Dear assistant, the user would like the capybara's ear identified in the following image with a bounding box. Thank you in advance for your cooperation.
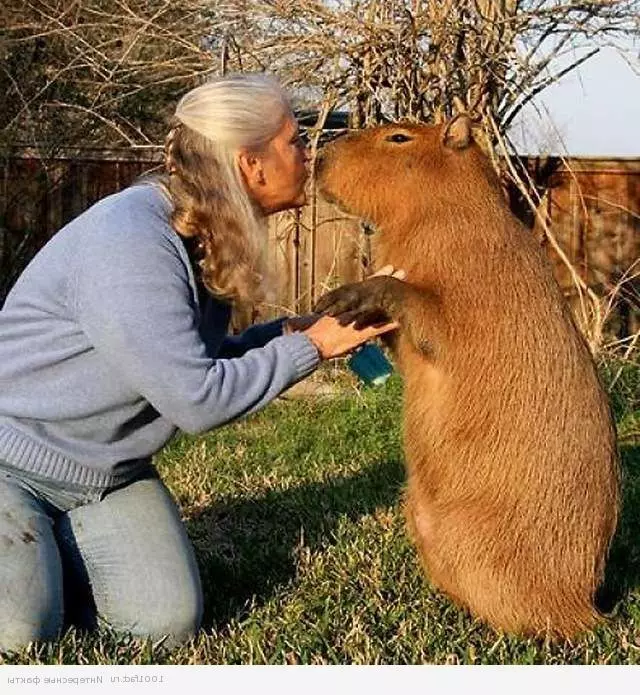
[442,115,473,150]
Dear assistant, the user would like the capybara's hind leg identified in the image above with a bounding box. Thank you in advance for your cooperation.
[407,499,602,637]
[404,494,466,603]
[404,485,433,547]
[406,508,525,632]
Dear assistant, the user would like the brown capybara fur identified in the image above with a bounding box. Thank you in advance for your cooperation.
[314,118,620,638]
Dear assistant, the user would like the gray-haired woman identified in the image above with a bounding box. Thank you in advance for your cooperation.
[0,73,398,652]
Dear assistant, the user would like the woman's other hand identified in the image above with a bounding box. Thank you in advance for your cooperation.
[371,264,406,281]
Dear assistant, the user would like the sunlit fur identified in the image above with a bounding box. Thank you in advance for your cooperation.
[317,121,620,638]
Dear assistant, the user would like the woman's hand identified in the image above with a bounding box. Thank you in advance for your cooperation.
[283,313,321,335]
[372,264,406,281]
[302,315,399,360]
[285,265,406,359]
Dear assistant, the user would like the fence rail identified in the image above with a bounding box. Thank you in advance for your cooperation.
[1,149,638,335]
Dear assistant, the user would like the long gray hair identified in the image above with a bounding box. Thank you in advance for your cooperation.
[163,73,292,305]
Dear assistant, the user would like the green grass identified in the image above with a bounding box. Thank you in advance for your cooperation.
[2,363,640,665]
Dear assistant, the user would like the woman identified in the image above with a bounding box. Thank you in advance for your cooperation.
[0,73,398,651]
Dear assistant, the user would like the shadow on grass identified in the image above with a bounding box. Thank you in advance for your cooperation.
[598,442,640,613]
[185,457,406,630]
[190,443,640,631]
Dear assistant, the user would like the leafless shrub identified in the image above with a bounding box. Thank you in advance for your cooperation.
[1,1,638,349]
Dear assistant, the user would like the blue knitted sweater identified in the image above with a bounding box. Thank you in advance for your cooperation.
[0,183,320,488]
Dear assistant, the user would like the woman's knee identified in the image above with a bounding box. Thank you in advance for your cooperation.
[60,475,203,645]
[0,478,64,653]
[105,571,203,643]
[0,615,64,655]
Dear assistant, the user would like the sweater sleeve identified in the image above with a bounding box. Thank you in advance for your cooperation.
[217,318,287,358]
[74,225,319,434]
[196,292,288,359]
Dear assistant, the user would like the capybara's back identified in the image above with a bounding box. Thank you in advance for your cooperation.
[316,118,620,637]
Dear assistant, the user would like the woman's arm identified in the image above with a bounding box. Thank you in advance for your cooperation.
[75,224,320,435]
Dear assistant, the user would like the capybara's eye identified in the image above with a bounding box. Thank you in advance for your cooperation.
[386,133,412,144]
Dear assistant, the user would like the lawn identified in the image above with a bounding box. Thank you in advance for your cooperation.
[1,358,639,666]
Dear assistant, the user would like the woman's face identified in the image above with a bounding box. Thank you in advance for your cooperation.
[239,115,310,215]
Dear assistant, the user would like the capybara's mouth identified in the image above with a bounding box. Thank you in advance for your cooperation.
[315,144,364,220]
[317,183,340,208]
[318,184,356,217]
[315,151,347,210]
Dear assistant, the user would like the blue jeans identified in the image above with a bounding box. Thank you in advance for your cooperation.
[0,462,203,653]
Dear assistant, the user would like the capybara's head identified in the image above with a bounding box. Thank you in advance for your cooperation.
[316,117,499,228]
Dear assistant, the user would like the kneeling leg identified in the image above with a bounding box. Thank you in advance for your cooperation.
[0,474,64,652]
[57,475,203,647]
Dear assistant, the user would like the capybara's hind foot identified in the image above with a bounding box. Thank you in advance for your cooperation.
[461,591,603,640]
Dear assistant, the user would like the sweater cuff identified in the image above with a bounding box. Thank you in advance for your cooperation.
[256,316,288,341]
[281,332,321,381]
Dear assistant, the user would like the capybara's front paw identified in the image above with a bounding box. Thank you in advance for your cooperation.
[314,276,401,328]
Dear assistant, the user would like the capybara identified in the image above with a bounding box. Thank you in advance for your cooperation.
[314,117,620,638]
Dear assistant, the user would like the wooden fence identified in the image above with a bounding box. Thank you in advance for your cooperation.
[521,157,639,337]
[1,148,638,335]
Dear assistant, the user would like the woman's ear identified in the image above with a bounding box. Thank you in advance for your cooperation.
[237,149,265,186]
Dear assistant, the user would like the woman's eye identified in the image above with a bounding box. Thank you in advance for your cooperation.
[386,133,412,143]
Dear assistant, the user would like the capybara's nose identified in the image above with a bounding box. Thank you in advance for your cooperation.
[316,129,349,171]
